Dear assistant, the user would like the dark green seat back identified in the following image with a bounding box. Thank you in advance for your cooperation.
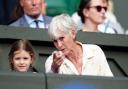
[46,74,128,89]
[0,72,46,89]
[46,0,80,16]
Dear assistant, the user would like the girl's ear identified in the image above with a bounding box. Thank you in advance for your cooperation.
[10,59,14,65]
[30,57,34,66]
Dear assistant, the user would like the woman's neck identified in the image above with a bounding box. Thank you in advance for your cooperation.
[67,42,83,64]
[66,42,83,74]
[82,20,99,32]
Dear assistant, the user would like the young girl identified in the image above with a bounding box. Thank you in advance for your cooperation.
[8,39,38,72]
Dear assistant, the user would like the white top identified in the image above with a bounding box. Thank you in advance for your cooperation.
[45,43,113,77]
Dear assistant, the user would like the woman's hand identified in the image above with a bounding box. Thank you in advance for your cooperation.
[51,51,64,73]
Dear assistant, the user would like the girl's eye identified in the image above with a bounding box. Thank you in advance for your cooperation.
[14,57,20,60]
[23,57,29,60]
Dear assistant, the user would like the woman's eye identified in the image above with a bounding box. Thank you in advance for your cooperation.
[59,37,64,41]
[53,39,57,43]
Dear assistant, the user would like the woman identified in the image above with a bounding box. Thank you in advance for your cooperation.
[8,39,38,72]
[45,14,113,77]
[78,0,107,32]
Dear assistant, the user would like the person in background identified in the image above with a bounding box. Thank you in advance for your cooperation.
[0,0,6,25]
[9,0,52,29]
[8,39,38,72]
[125,30,128,35]
[45,14,113,77]
[41,0,47,15]
[72,0,124,34]
[0,0,16,25]
[98,0,124,34]
[78,0,107,32]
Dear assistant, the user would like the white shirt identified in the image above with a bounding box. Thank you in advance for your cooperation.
[25,14,45,28]
[45,43,113,77]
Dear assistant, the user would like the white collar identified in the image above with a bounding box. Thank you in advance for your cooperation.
[24,14,44,24]
[79,42,94,59]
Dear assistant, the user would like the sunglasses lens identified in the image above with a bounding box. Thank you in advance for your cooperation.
[96,6,102,12]
[104,7,107,11]
[89,6,107,12]
[96,6,107,12]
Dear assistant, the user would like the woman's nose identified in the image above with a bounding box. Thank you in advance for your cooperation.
[56,40,63,48]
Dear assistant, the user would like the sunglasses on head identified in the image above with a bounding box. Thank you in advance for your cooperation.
[89,5,107,12]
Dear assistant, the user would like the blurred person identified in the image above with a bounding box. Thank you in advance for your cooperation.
[0,0,6,25]
[8,39,38,72]
[72,0,124,34]
[98,0,124,34]
[78,0,107,32]
[41,0,47,15]
[125,30,128,35]
[45,14,113,77]
[9,0,52,29]
[0,0,16,25]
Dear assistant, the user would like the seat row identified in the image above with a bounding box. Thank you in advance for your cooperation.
[0,25,128,77]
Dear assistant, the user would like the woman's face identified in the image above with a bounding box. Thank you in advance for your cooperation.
[53,30,76,56]
[12,50,33,72]
[84,0,107,24]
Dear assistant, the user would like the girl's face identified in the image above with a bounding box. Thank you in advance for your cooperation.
[12,50,33,72]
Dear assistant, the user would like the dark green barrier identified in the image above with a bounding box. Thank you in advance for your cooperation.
[0,72,46,89]
[46,74,128,89]
[0,72,128,89]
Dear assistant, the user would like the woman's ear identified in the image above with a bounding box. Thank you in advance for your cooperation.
[71,30,77,40]
[83,8,89,17]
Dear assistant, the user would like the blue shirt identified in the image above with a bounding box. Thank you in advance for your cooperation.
[24,14,45,28]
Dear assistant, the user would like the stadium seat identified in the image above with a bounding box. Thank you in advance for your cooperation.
[46,0,80,16]
[0,72,46,89]
[0,26,128,77]
[46,74,128,89]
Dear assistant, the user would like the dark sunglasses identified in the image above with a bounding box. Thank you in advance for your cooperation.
[89,5,107,12]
